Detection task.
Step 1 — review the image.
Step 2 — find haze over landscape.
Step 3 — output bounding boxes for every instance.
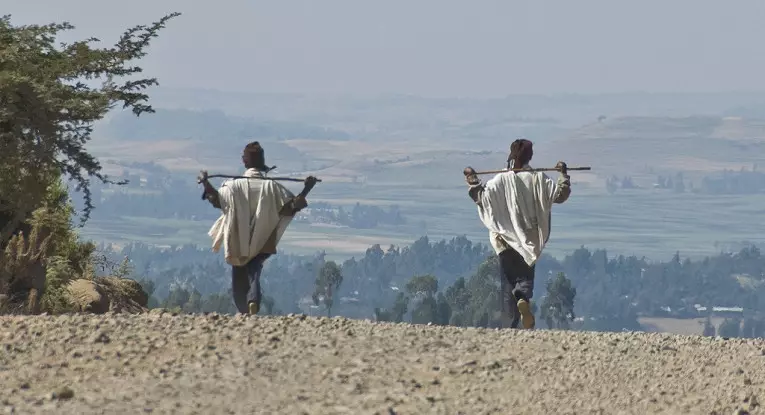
[4,2,765,413]
[6,0,765,327]
[8,0,765,96]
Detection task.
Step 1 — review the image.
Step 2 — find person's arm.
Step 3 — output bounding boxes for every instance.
[279,176,318,216]
[552,161,571,204]
[198,170,222,209]
[464,167,485,205]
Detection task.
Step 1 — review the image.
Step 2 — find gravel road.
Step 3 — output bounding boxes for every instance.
[1,311,763,414]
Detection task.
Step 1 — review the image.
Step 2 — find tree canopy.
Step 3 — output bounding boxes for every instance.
[0,13,179,313]
[0,12,181,243]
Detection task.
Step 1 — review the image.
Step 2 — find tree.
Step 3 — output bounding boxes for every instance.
[464,255,502,328]
[405,274,439,324]
[405,275,438,298]
[718,318,741,338]
[540,272,577,329]
[312,261,343,316]
[374,292,409,323]
[0,13,179,313]
[183,289,203,313]
[200,293,234,314]
[137,277,160,308]
[0,12,181,244]
[605,177,618,194]
[701,316,716,337]
[260,295,279,315]
[445,277,471,326]
[434,292,452,325]
[162,286,191,312]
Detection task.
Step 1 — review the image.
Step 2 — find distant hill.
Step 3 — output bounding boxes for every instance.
[102,108,351,142]
[548,116,765,176]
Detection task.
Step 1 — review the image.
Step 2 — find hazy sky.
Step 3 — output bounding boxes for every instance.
[6,0,765,98]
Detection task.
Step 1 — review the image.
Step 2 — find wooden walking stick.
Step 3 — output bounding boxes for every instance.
[201,174,322,183]
[197,170,322,200]
[472,166,591,175]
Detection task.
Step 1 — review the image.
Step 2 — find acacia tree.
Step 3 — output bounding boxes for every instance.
[312,261,343,316]
[0,12,181,244]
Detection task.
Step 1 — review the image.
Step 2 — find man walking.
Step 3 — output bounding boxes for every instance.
[199,141,318,315]
[463,138,571,329]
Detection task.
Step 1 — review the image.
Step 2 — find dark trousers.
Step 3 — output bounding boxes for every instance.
[231,253,271,314]
[498,248,535,329]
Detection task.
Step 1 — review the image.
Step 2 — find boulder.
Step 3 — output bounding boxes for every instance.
[66,277,148,314]
[97,276,149,313]
[67,279,109,314]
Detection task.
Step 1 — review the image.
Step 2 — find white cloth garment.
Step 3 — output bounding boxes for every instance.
[474,168,561,266]
[208,168,296,266]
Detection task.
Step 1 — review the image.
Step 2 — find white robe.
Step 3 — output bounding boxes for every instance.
[474,169,560,266]
[208,169,296,266]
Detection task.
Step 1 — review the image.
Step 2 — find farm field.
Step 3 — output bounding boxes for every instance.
[81,105,765,263]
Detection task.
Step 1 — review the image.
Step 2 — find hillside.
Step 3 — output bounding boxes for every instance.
[549,116,765,176]
[1,313,763,414]
[81,109,765,261]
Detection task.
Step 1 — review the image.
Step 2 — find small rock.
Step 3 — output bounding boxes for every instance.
[51,386,74,400]
[91,332,110,344]
[744,394,759,409]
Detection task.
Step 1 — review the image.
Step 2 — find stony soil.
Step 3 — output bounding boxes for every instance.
[1,312,764,414]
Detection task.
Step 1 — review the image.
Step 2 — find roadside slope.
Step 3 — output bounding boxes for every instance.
[1,313,763,414]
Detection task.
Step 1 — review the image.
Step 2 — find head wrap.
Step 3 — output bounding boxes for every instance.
[243,141,265,169]
[507,139,533,169]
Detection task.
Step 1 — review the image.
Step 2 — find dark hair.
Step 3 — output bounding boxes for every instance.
[507,139,533,169]
[242,141,265,169]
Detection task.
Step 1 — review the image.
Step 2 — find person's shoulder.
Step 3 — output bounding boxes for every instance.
[259,178,291,193]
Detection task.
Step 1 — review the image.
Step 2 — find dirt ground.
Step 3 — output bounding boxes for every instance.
[1,312,763,414]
